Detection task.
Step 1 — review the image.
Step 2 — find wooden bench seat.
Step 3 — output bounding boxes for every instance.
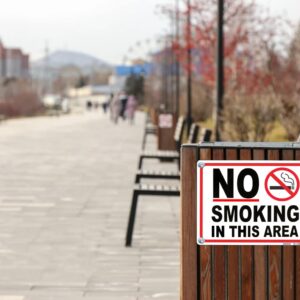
[135,183,180,193]
[136,126,211,182]
[135,170,180,183]
[141,150,178,157]
[138,150,179,169]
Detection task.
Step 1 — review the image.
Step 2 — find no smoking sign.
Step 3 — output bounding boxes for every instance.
[197,161,300,245]
[265,168,299,201]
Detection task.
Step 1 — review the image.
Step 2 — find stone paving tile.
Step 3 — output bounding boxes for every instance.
[0,297,26,300]
[0,112,179,299]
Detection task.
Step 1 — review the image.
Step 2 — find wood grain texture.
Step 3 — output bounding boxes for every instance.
[157,114,176,150]
[253,149,267,300]
[226,148,240,300]
[181,147,198,300]
[282,150,295,300]
[199,148,212,300]
[294,149,300,300]
[267,149,281,300]
[268,246,281,300]
[240,149,254,300]
[295,246,300,300]
[241,246,254,300]
[283,246,294,300]
[212,148,226,300]
[254,246,268,300]
[180,144,300,300]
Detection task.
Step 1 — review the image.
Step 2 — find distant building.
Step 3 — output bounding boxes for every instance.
[67,84,117,107]
[115,63,152,77]
[108,62,152,92]
[67,85,116,99]
[0,39,29,80]
[0,41,5,77]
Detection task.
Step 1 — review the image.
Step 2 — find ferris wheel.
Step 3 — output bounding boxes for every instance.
[122,37,165,66]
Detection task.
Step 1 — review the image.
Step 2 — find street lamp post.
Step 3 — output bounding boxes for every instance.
[175,0,180,119]
[215,0,224,141]
[162,37,169,112]
[186,0,192,132]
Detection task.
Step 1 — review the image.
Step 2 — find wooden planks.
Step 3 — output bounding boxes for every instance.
[212,148,226,300]
[253,149,267,300]
[199,147,212,300]
[296,149,300,300]
[226,148,240,300]
[282,150,295,300]
[181,143,300,300]
[240,149,254,300]
[181,147,198,300]
[267,149,281,300]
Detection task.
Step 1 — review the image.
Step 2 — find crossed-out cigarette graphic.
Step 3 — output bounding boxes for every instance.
[269,172,295,190]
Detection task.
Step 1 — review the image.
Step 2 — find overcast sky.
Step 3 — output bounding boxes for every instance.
[0,0,299,64]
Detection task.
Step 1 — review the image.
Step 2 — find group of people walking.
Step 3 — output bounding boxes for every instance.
[103,92,138,124]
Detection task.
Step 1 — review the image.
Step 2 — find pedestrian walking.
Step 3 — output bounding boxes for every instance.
[86,100,92,111]
[126,95,138,124]
[111,93,121,124]
[119,92,128,120]
[103,93,113,114]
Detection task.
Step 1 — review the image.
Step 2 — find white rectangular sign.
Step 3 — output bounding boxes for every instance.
[159,114,173,128]
[197,161,300,245]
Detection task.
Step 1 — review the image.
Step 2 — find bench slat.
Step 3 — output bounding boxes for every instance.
[135,183,180,192]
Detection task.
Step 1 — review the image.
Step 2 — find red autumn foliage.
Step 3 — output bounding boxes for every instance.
[161,0,290,95]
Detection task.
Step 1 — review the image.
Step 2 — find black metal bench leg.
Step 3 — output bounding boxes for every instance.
[125,191,139,247]
[138,157,143,169]
[142,132,147,150]
[135,174,141,183]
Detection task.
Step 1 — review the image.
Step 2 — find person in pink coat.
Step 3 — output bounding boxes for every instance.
[126,95,138,124]
[111,93,121,124]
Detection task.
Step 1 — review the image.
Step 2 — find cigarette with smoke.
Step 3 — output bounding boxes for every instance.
[269,172,295,190]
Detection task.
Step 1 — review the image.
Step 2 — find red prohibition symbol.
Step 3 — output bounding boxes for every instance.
[264,167,300,201]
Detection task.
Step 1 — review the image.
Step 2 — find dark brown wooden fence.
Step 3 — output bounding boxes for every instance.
[181,142,300,300]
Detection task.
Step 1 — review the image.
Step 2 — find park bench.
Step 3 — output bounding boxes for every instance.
[125,124,212,247]
[138,116,186,169]
[135,126,212,183]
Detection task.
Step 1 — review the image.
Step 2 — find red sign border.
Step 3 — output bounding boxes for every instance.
[198,162,300,244]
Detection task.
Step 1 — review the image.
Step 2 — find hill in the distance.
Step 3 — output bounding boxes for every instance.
[31,50,112,77]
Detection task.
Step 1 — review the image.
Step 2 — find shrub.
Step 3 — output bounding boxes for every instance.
[0,81,43,117]
[278,91,300,141]
[223,92,279,141]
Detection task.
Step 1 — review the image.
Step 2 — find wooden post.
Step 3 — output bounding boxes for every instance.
[175,0,180,119]
[180,142,300,299]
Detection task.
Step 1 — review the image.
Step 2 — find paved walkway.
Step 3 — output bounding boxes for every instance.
[0,112,179,300]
